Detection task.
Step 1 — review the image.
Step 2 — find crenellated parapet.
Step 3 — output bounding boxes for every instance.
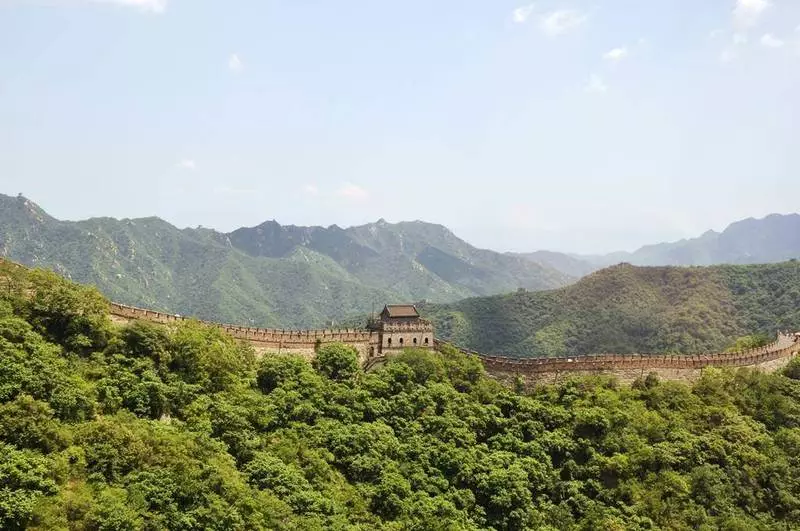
[380,321,434,332]
[435,333,800,385]
[110,302,374,341]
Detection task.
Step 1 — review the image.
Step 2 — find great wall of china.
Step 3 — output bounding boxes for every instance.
[108,302,800,385]
[109,303,378,361]
[435,336,800,385]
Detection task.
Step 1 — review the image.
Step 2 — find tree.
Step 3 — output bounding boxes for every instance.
[312,343,360,382]
[24,270,111,354]
[169,321,256,393]
[390,348,446,385]
[0,444,57,530]
[0,395,66,453]
[726,333,771,352]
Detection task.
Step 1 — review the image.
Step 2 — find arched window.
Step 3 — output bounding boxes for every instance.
[399,338,404,346]
[413,338,417,345]
[387,338,392,347]
[424,337,429,345]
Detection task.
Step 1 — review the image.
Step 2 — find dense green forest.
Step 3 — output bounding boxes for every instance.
[423,262,800,357]
[3,261,800,529]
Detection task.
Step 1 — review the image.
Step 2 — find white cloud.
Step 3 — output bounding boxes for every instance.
[584,74,607,94]
[214,186,256,196]
[720,48,738,62]
[760,33,784,48]
[733,0,770,29]
[228,54,244,73]
[512,4,536,23]
[719,32,749,62]
[540,9,587,37]
[337,183,369,201]
[732,33,749,44]
[176,159,196,170]
[303,184,319,195]
[603,47,628,62]
[93,0,166,13]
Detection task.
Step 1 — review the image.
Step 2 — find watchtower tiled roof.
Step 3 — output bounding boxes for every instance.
[381,304,420,318]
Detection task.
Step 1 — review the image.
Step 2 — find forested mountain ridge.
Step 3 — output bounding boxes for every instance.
[3,259,800,529]
[229,217,570,299]
[516,213,800,277]
[0,193,571,328]
[423,261,800,358]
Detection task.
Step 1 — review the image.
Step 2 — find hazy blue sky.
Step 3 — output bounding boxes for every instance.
[1,0,798,253]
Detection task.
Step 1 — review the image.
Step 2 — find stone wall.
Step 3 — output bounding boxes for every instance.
[108,302,379,364]
[435,335,800,386]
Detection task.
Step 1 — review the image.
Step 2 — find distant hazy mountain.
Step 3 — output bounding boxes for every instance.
[423,261,800,357]
[508,250,599,278]
[0,194,572,328]
[516,213,800,277]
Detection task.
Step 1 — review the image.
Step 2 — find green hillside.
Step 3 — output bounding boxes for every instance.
[423,262,800,357]
[0,194,571,328]
[3,260,800,529]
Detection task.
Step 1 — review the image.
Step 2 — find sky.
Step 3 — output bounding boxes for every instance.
[1,0,799,254]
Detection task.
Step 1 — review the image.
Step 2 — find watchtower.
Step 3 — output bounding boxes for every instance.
[369,304,434,354]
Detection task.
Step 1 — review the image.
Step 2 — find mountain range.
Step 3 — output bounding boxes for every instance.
[515,213,800,276]
[3,192,799,331]
[0,194,570,328]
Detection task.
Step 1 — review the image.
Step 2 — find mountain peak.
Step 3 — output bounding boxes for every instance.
[0,193,55,225]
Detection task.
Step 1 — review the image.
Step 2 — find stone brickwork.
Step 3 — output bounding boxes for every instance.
[374,321,434,355]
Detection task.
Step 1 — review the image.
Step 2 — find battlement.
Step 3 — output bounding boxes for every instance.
[378,321,434,332]
[108,302,374,339]
[435,333,800,385]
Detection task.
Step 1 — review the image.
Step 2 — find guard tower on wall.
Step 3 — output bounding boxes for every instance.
[369,304,434,354]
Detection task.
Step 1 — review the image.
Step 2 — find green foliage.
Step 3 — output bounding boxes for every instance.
[785,358,800,380]
[0,395,67,453]
[25,269,112,355]
[169,321,256,393]
[727,333,772,352]
[391,348,447,385]
[2,265,800,529]
[312,343,360,381]
[256,355,315,394]
[425,262,800,357]
[0,443,57,530]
